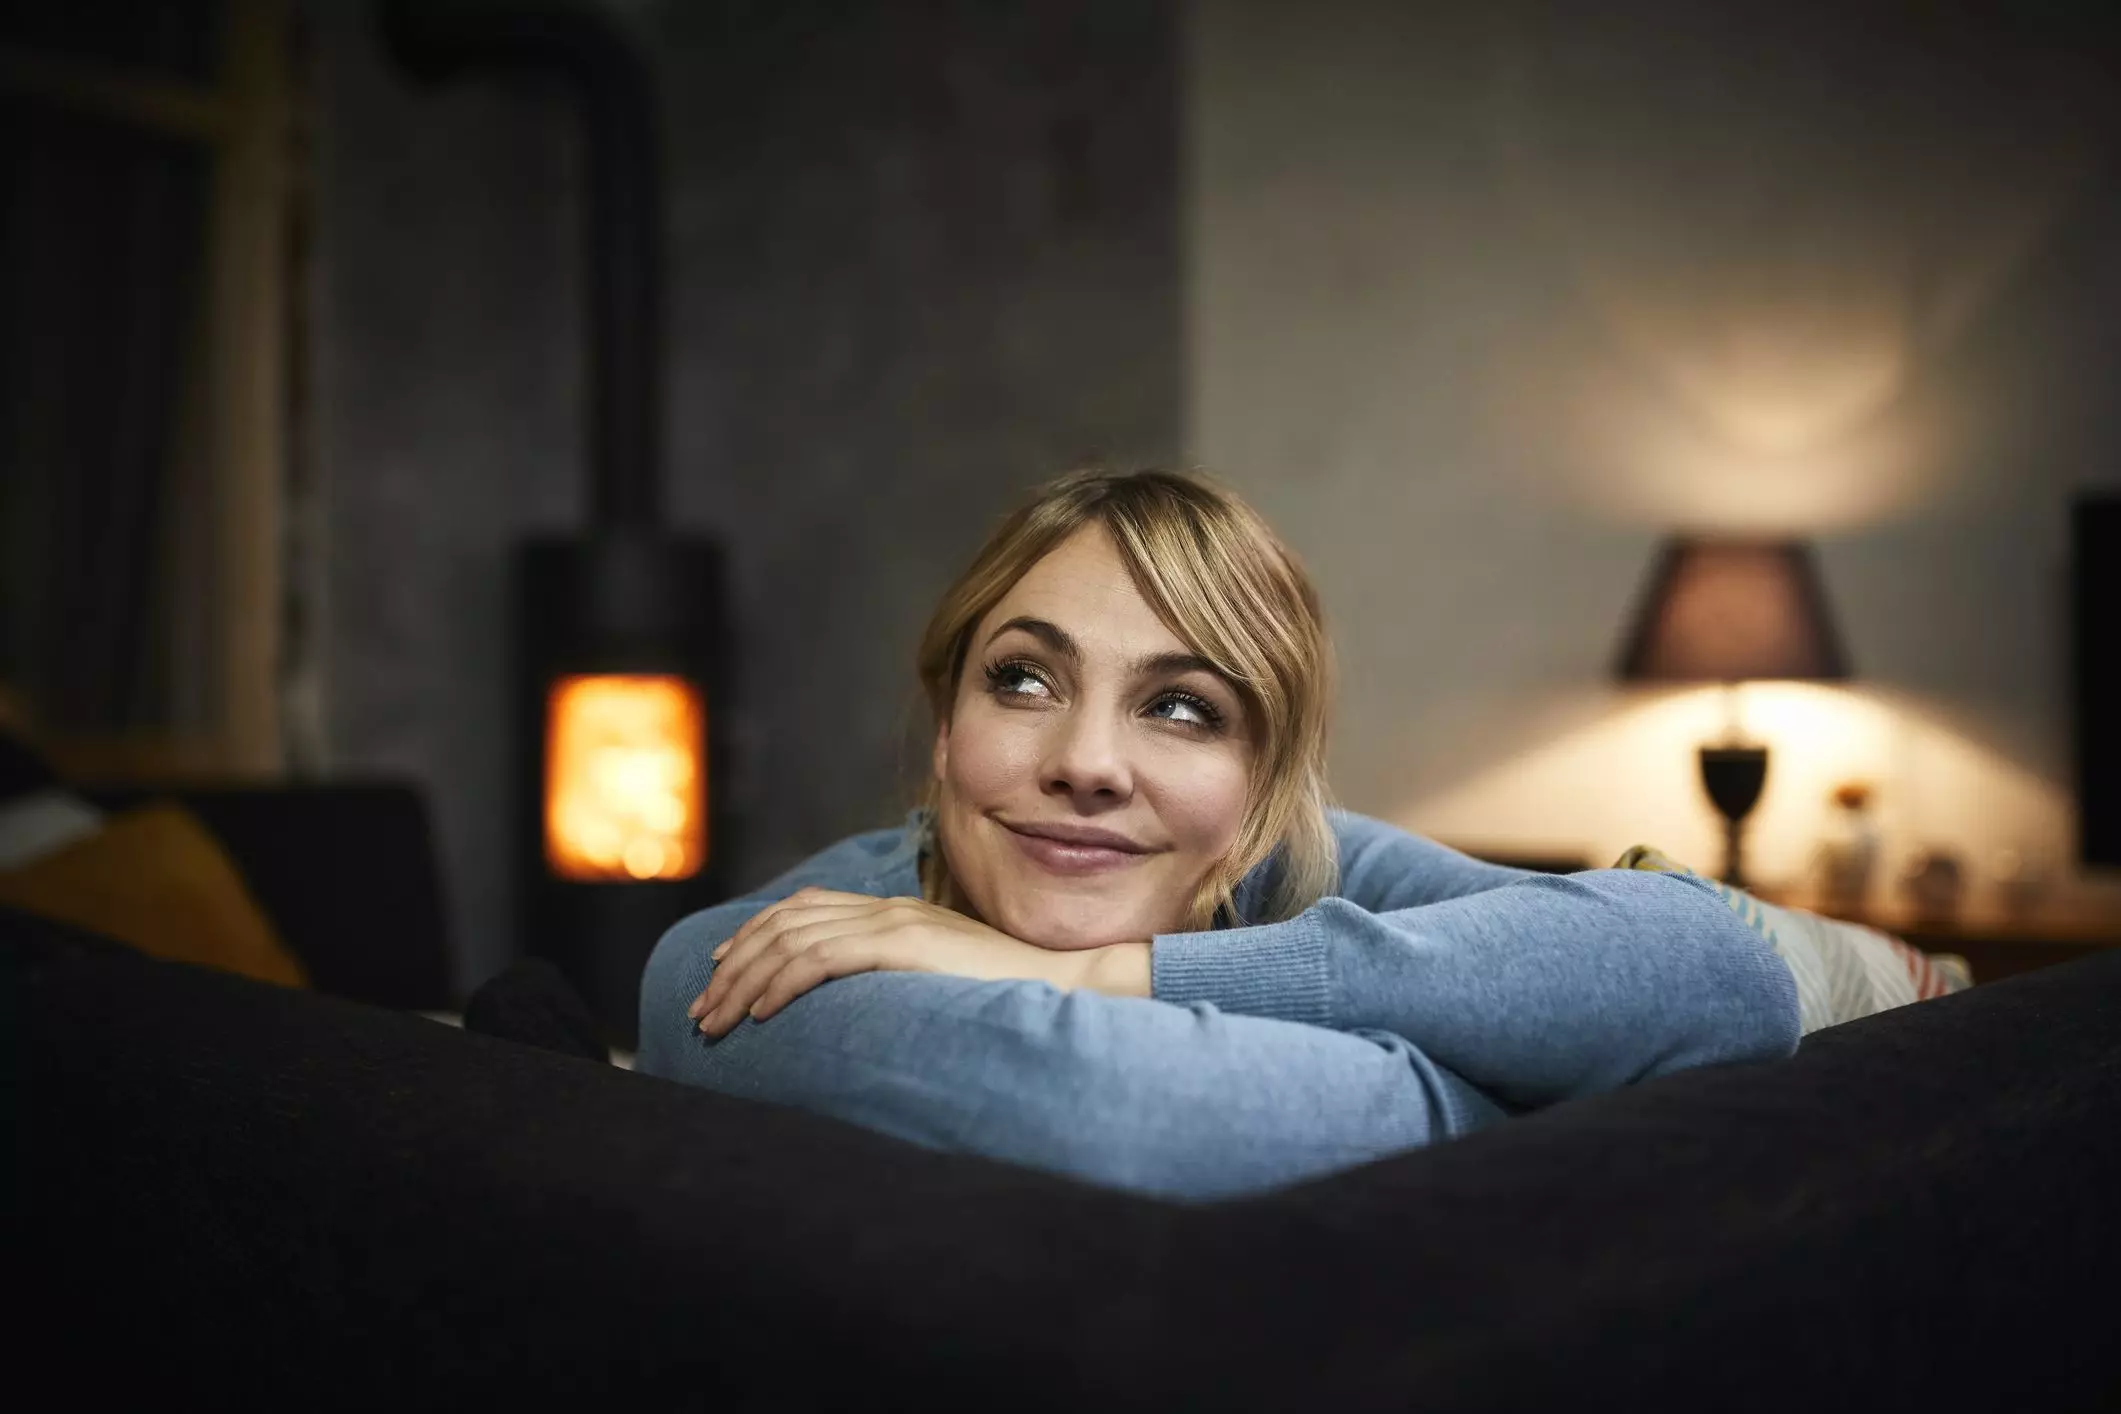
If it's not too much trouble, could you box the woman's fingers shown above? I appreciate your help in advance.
[717,888,879,963]
[728,926,873,1027]
[745,913,929,1019]
[691,893,876,1018]
[691,896,886,1027]
[696,918,867,1037]
[715,887,831,962]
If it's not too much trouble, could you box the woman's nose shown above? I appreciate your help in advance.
[1040,705,1132,803]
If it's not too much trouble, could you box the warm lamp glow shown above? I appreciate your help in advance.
[1389,681,2095,903]
[544,674,706,882]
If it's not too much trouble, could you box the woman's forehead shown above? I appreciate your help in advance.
[982,527,1187,657]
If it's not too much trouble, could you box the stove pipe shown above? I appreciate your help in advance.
[380,0,661,529]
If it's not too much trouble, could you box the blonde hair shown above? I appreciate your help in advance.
[914,467,1338,930]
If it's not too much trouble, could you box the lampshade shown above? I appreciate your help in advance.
[1615,538,1851,683]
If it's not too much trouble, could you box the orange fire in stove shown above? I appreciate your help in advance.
[544,674,706,881]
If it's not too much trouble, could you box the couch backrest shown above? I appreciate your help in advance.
[83,780,454,1009]
[10,911,2121,1409]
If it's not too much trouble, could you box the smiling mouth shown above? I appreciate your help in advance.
[997,819,1156,876]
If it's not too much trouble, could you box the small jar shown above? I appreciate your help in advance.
[1901,848,1965,921]
[1813,782,1879,912]
[1992,846,2050,917]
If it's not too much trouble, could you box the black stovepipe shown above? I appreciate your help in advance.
[377,0,663,530]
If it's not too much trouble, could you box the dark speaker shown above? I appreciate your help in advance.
[2075,494,2119,869]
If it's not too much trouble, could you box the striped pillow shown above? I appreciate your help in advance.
[1613,845,1972,1036]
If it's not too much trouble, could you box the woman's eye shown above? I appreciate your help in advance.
[1148,693,1221,729]
[986,663,1052,699]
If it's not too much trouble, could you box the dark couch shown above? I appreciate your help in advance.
[10,862,2121,1408]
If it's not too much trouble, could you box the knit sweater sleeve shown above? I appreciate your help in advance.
[633,835,1510,1202]
[1154,862,1800,1109]
[1323,809,1539,909]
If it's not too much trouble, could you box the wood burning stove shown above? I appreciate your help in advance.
[384,1,729,1043]
[515,535,728,1047]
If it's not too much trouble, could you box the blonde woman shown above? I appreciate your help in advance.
[638,469,1798,1199]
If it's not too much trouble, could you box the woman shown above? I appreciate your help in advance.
[637,468,1799,1200]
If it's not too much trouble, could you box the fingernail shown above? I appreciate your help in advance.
[712,942,729,960]
[686,1000,703,1019]
[747,1002,763,1020]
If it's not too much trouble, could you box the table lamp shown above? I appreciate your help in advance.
[1614,538,1850,887]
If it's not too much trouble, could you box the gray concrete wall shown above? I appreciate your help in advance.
[1188,0,2121,908]
[307,1,1181,991]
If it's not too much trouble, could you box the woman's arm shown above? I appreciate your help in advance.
[1325,809,1537,910]
[637,901,1509,1203]
[1151,868,1800,1110]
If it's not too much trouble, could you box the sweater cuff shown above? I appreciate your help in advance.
[1150,913,1336,1029]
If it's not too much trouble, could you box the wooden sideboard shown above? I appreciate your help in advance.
[1756,892,2121,984]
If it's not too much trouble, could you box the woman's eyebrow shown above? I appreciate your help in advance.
[1131,650,1224,681]
[986,616,1078,662]
[987,617,1229,685]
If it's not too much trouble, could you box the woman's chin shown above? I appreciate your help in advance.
[996,896,1156,952]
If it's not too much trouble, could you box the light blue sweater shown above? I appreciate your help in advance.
[637,810,1798,1201]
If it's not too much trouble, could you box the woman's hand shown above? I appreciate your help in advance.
[686,888,1148,1039]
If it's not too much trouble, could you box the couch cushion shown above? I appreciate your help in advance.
[0,802,306,987]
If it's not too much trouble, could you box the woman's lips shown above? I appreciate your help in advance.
[1000,822,1151,876]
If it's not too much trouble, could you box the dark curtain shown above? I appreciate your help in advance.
[0,98,211,733]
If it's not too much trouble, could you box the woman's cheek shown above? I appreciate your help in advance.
[1149,747,1251,855]
[948,707,1046,802]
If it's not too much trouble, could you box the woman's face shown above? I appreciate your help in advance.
[932,524,1255,949]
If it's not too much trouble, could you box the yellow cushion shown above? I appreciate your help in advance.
[0,803,308,988]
